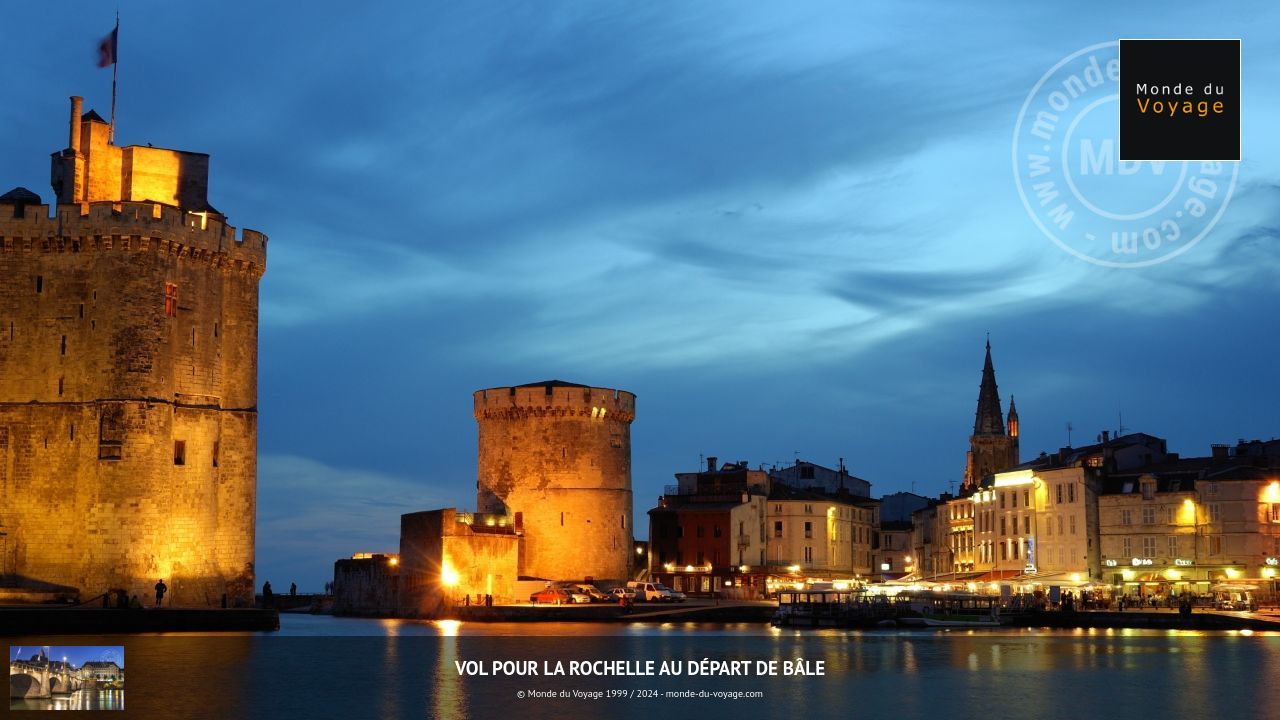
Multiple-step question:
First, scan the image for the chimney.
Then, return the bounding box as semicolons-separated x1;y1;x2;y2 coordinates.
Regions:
69;96;82;154
1101;430;1110;443
1211;445;1229;460
707;456;717;473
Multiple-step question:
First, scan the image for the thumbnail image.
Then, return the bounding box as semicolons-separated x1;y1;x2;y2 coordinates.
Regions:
9;646;124;711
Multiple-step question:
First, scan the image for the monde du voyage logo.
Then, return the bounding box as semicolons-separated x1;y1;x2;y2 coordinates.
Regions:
1013;40;1240;268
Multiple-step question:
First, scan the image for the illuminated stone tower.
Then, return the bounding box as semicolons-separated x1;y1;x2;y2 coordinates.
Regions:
474;381;635;582
0;97;266;606
962;340;1020;494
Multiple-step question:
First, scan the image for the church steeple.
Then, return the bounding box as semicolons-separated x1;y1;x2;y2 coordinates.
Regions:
1007;395;1019;438
962;337;1019;494
973;338;1006;436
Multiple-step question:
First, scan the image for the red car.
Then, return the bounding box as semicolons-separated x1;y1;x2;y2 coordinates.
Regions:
530;587;573;605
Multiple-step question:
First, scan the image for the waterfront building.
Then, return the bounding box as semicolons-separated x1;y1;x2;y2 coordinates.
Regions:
1098;441;1280;600
873;520;915;581
765;484;876;578
81;661;123;684
332;553;400;616
945;496;976;574
0;96;265;606
648;459;768;597
769;459;872;498
398;509;520;616
911;497;956;580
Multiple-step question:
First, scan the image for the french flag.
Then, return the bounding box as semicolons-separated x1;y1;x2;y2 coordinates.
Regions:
96;25;117;68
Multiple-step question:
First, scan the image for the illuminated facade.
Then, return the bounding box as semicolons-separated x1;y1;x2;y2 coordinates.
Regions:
398;509;520;617
1098;451;1280;596
765;486;874;577
475;381;635;582
0;96;265;606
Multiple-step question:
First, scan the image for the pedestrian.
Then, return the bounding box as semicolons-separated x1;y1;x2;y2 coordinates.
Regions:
263;581;274;608
154;579;168;607
464;594;471;607
290;582;297;597
485;594;493;607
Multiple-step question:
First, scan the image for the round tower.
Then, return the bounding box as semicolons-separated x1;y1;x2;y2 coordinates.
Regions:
0;98;265;606
474;381;635;582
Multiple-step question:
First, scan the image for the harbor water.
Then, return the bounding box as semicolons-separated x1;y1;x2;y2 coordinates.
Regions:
10;614;1277;719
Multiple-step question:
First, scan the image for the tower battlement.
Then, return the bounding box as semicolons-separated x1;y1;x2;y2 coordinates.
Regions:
473;382;636;423
0;200;267;276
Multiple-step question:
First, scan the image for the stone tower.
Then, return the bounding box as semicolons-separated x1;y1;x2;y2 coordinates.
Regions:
474;381;635;582
0;97;266;606
962;339;1019;494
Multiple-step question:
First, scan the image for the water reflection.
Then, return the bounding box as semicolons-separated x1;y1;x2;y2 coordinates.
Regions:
8;618;1279;719
10;689;124;711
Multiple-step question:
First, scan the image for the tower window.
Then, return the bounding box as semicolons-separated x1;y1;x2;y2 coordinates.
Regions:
35;276;43;293
58;377;64;396
174;440;186;466
164;283;179;317
98;406;124;460
212;441;220;468
60;335;66;355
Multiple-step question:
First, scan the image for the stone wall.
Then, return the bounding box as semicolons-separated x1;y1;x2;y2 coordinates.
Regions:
0;191;265;605
473;383;635;583
398;508;520;617
332;556;399;616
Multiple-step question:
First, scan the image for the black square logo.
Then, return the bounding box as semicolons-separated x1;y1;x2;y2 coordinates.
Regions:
1119;39;1240;161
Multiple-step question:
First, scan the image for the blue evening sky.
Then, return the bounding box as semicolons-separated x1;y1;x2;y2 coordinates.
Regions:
2;2;1277;589
9;645;124;669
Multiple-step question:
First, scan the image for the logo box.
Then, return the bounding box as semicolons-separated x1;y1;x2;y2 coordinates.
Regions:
1119;39;1240;161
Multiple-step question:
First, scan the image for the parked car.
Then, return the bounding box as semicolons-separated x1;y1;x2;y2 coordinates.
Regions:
530;587;573;605
627;581;682;602
654;583;686;602
563;588;593;604
610;587;638;602
572;584;611;603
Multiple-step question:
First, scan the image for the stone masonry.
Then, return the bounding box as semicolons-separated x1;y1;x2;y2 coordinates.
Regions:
0;97;265;606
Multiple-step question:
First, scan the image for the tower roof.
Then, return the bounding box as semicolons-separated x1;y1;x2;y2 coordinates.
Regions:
973;338;1006;436
0;187;41;204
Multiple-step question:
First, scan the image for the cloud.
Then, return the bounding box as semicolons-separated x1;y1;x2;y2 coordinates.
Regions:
255;455;452;591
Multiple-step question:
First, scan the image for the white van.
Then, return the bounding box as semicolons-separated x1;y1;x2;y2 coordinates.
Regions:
626;581;672;602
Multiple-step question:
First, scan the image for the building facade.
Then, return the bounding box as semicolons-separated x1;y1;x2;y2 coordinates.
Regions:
648;460;768;597
1098;449;1280;599
0;96;265;606
765;485;874;577
398;508;521;617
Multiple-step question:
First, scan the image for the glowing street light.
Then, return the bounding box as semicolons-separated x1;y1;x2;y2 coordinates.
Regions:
441;566;460;586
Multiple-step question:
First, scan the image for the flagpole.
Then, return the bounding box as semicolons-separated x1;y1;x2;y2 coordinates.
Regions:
109;13;118;143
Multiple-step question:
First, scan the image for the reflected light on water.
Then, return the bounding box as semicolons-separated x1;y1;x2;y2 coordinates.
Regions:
432;631;468;719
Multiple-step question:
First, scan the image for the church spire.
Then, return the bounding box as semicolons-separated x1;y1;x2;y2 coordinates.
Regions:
973;338;1005;436
1007;395;1019;438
